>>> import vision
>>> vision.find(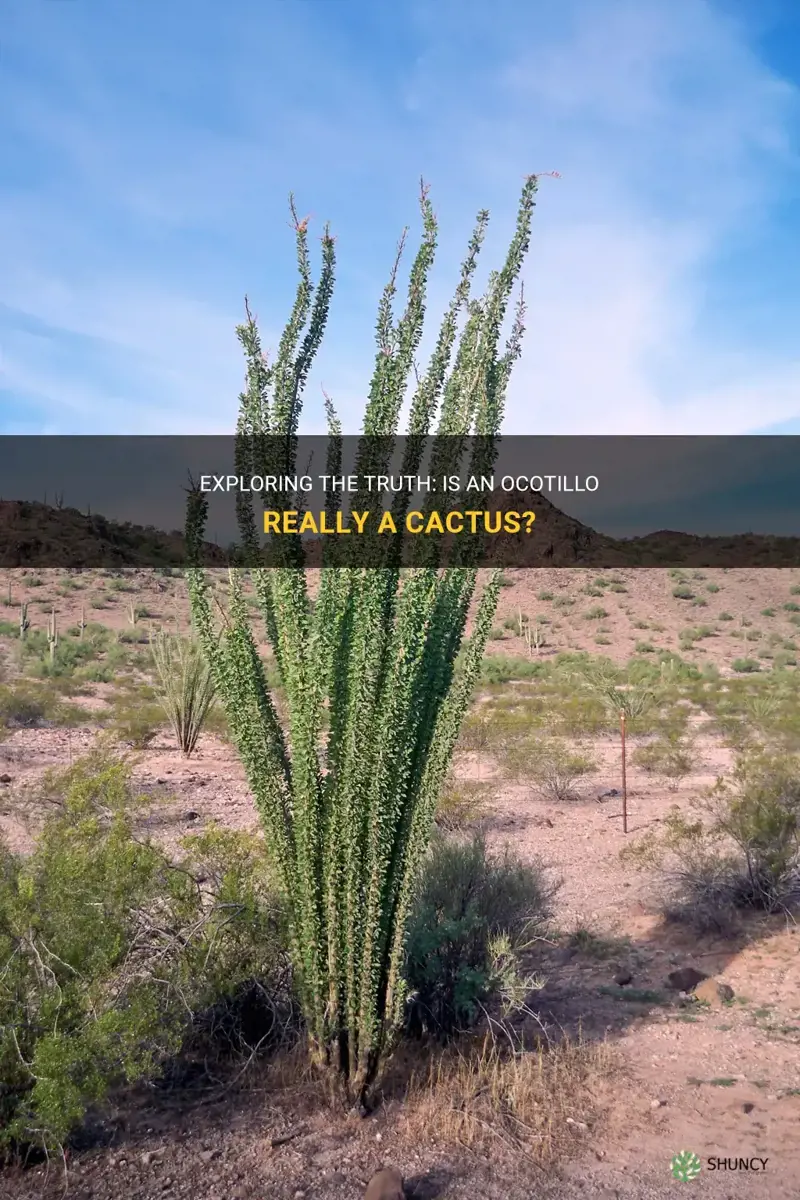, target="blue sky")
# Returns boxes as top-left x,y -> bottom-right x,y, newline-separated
1,0 -> 800,436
